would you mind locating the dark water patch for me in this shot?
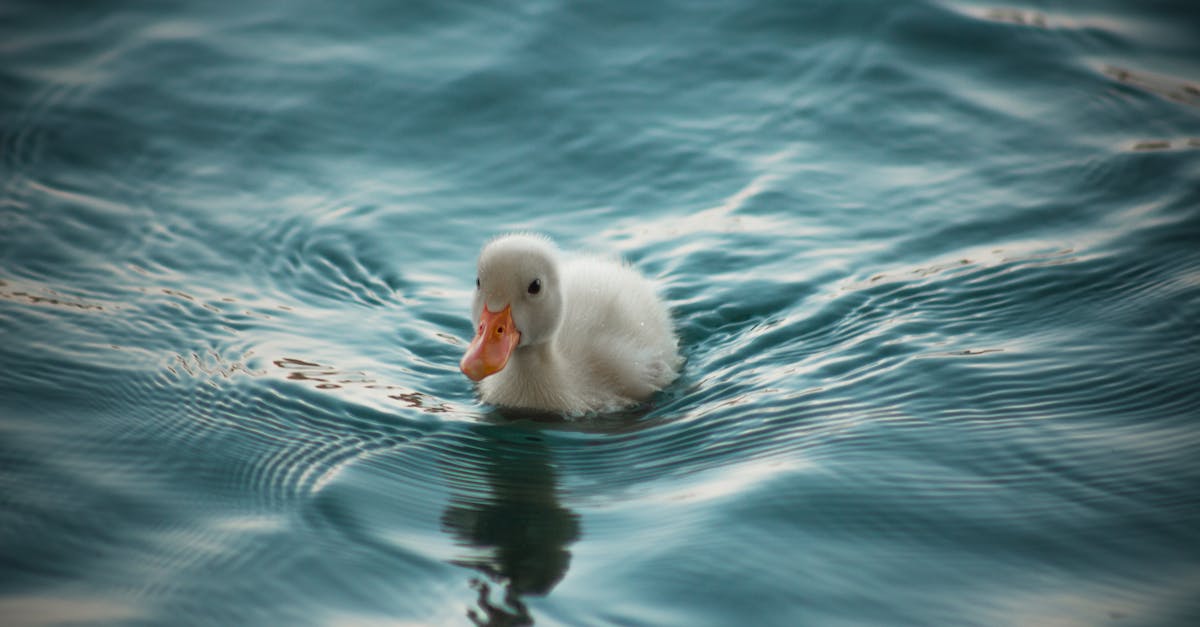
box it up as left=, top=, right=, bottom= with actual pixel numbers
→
left=1103, top=64, right=1200, bottom=108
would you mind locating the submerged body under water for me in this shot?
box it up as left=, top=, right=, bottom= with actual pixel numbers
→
left=2, top=0, right=1200, bottom=625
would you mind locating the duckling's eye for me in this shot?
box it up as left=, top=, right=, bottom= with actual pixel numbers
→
left=475, top=277, right=480, bottom=290
left=527, top=278, right=541, bottom=295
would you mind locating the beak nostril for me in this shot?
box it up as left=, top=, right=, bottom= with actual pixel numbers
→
left=497, top=326, right=505, bottom=334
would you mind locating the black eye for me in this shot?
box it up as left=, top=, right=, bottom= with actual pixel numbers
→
left=527, top=279, right=541, bottom=295
left=475, top=277, right=480, bottom=290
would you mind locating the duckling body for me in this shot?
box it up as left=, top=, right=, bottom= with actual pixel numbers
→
left=460, top=234, right=680, bottom=414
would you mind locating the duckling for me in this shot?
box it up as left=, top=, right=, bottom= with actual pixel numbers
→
left=460, top=234, right=680, bottom=414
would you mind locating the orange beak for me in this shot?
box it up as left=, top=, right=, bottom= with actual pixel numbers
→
left=460, top=304, right=521, bottom=381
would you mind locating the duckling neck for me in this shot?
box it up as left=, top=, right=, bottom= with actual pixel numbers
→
left=505, top=340, right=571, bottom=408
left=511, top=341, right=564, bottom=384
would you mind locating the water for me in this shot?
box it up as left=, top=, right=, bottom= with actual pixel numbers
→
left=2, top=0, right=1199, bottom=624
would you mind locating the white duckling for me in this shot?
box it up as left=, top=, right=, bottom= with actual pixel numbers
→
left=460, top=233, right=681, bottom=414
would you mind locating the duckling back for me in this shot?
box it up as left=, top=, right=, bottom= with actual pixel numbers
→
left=557, top=255, right=681, bottom=405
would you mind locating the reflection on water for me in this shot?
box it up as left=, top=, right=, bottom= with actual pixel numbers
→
left=441, top=423, right=580, bottom=626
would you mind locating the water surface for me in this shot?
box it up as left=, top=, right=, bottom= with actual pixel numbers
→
left=2, top=0, right=1200, bottom=625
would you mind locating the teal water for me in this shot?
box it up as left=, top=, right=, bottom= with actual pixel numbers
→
left=3, top=0, right=1200, bottom=625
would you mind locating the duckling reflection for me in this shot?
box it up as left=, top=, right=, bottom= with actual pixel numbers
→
left=440, top=422, right=580, bottom=626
